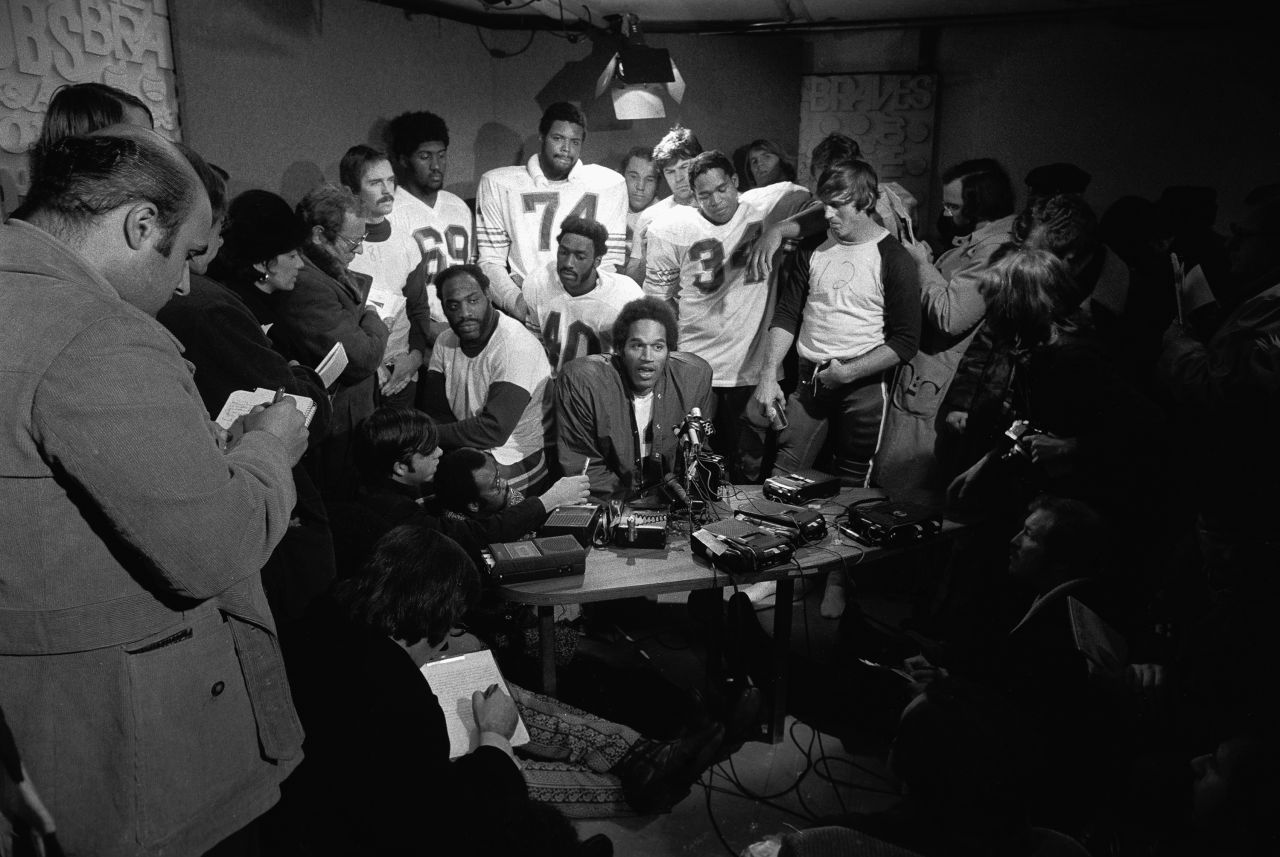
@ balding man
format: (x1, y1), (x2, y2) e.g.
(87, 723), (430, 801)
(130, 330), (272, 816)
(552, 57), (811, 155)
(0, 128), (308, 856)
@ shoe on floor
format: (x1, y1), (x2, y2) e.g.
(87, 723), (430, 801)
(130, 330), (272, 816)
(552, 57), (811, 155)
(717, 683), (765, 760)
(615, 721), (725, 813)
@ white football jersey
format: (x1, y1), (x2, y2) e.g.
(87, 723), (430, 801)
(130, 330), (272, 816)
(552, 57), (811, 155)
(475, 156), (628, 313)
(522, 263), (643, 376)
(644, 181), (811, 386)
(427, 312), (550, 468)
(348, 219), (419, 361)
(627, 195), (679, 273)
(387, 186), (473, 322)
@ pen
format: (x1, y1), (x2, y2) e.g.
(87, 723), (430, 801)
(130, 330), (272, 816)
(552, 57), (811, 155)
(272, 386), (286, 404)
(581, 458), (590, 476)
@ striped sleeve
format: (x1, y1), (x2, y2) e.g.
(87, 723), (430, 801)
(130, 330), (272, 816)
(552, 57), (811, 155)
(474, 172), (523, 314)
(641, 224), (682, 302)
(599, 175), (629, 273)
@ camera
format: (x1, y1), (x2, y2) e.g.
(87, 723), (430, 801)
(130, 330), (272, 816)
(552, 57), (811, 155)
(1000, 419), (1042, 460)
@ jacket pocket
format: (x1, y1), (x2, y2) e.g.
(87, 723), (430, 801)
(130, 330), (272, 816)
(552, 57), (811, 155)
(126, 614), (262, 846)
(891, 352), (956, 420)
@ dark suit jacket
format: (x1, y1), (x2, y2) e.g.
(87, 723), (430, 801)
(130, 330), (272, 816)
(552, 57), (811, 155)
(158, 272), (336, 621)
(329, 478), (548, 577)
(277, 596), (529, 856)
(272, 255), (389, 441)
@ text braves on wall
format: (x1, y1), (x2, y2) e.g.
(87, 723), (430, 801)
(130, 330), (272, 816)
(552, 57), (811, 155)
(0, 0), (179, 214)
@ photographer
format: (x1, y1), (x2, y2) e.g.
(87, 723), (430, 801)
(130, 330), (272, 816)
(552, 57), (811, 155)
(944, 249), (1165, 525)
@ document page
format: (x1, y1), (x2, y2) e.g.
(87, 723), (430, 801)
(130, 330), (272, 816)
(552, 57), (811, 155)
(420, 649), (529, 759)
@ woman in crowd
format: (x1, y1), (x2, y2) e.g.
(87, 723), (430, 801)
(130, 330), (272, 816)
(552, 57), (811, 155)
(206, 189), (310, 330)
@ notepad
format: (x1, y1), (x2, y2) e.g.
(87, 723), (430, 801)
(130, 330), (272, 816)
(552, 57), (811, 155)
(215, 387), (317, 430)
(366, 292), (406, 325)
(420, 648), (529, 759)
(316, 341), (348, 389)
(1068, 596), (1129, 681)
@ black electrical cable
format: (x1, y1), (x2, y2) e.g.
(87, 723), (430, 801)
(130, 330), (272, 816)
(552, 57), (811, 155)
(705, 768), (814, 822)
(701, 773), (741, 857)
(473, 25), (536, 57)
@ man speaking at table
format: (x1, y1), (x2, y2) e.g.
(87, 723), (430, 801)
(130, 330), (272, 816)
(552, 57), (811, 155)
(554, 296), (712, 502)
(0, 128), (307, 856)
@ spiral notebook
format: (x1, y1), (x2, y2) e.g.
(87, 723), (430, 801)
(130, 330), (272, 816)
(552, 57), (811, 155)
(215, 387), (317, 430)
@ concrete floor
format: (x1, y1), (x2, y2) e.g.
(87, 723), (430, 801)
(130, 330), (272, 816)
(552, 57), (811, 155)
(566, 565), (923, 857)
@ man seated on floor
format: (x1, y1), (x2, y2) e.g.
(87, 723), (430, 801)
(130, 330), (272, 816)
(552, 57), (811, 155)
(339, 407), (588, 573)
(891, 496), (1162, 830)
(521, 215), (643, 376)
(274, 524), (571, 856)
(554, 296), (713, 503)
(281, 524), (726, 834)
(422, 264), (553, 494)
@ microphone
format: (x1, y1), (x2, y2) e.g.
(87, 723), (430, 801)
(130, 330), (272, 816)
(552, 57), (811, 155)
(680, 407), (706, 451)
(660, 472), (690, 507)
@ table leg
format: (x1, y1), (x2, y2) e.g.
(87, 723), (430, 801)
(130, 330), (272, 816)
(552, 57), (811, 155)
(769, 577), (794, 743)
(538, 605), (557, 695)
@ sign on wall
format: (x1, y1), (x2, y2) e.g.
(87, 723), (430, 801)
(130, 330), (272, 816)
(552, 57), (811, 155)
(1, 0), (180, 216)
(798, 73), (937, 230)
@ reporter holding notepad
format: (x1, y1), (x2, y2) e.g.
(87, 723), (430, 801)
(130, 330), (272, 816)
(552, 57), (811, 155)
(270, 184), (391, 502)
(1, 129), (309, 856)
(275, 525), (586, 857)
(158, 178), (337, 623)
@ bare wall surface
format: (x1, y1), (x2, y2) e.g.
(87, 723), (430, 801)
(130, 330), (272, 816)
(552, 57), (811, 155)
(800, 14), (1275, 237)
(169, 0), (802, 204)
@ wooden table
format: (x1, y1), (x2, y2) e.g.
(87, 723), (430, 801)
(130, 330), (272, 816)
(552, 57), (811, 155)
(495, 486), (961, 741)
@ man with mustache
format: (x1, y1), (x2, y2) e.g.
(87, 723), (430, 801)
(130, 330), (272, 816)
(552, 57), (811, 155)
(422, 264), (553, 494)
(342, 144), (438, 408)
(475, 102), (628, 322)
(521, 216), (642, 377)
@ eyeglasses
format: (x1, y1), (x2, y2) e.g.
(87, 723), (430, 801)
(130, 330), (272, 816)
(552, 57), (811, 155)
(334, 232), (365, 253)
(942, 202), (962, 214)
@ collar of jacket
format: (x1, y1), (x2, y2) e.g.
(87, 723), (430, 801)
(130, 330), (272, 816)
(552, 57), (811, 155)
(953, 213), (1017, 255)
(2, 219), (188, 355)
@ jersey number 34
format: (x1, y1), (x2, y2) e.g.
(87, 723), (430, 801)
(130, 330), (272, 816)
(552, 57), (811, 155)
(688, 222), (765, 293)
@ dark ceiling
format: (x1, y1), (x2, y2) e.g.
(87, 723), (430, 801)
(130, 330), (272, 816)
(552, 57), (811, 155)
(366, 0), (1195, 34)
